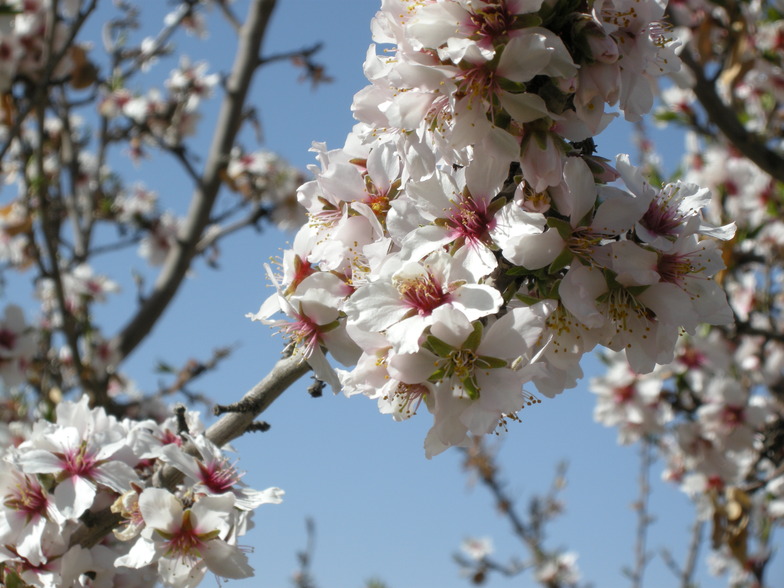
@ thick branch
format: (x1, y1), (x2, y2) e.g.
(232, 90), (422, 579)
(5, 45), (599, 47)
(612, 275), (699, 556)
(680, 48), (784, 185)
(113, 0), (277, 360)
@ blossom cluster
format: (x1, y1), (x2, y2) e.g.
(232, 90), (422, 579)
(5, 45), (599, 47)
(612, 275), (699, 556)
(252, 0), (735, 457)
(588, 134), (784, 583)
(580, 0), (784, 579)
(0, 0), (86, 92)
(99, 57), (220, 152)
(0, 396), (282, 588)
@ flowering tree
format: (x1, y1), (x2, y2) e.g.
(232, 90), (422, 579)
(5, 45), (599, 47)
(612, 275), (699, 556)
(0, 0), (780, 587)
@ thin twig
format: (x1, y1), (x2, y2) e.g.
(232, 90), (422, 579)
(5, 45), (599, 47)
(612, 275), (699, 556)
(627, 440), (654, 588)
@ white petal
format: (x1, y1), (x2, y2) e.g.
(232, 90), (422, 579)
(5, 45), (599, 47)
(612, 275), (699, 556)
(563, 156), (597, 225)
(190, 494), (234, 536)
(202, 539), (254, 579)
(93, 460), (139, 493)
(56, 475), (96, 520)
(18, 449), (64, 474)
(115, 537), (157, 569)
(344, 282), (411, 332)
(451, 284), (503, 321)
(503, 229), (564, 269)
(139, 488), (181, 532)
(498, 91), (551, 123)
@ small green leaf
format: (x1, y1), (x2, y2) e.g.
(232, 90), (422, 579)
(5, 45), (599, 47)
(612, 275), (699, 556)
(547, 216), (573, 239)
(424, 335), (454, 358)
(547, 247), (574, 274)
(462, 376), (481, 400)
(476, 355), (508, 369)
(428, 366), (447, 383)
(515, 293), (542, 305)
(463, 322), (483, 352)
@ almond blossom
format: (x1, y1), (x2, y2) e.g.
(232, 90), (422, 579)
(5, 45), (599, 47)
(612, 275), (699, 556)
(159, 433), (285, 510)
(17, 402), (140, 519)
(116, 489), (253, 588)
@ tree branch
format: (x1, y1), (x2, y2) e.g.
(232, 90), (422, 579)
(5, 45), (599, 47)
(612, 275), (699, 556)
(113, 0), (278, 361)
(679, 47), (784, 185)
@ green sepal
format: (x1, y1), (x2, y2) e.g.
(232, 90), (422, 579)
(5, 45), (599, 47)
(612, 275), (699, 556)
(547, 247), (574, 275)
(1, 569), (24, 588)
(387, 178), (402, 201)
(476, 355), (508, 370)
(424, 335), (455, 358)
(319, 319), (342, 333)
(547, 216), (573, 239)
(463, 322), (483, 352)
(462, 376), (481, 400)
(506, 265), (534, 276)
(428, 366), (447, 383)
(625, 285), (650, 297)
(511, 14), (542, 29)
(199, 528), (222, 541)
(497, 77), (528, 93)
(350, 157), (368, 168)
(488, 195), (508, 216)
(545, 279), (562, 300)
(515, 293), (543, 305)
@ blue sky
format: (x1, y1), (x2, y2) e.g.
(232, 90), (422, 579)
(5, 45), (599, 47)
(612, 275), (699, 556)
(7, 1), (780, 586)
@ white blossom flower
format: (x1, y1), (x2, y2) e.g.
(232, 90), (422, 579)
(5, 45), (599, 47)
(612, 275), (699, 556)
(117, 489), (254, 588)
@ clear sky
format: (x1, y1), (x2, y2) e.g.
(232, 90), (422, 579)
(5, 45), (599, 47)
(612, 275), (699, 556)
(9, 1), (780, 587)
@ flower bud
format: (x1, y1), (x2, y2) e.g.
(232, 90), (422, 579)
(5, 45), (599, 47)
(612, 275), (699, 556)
(571, 14), (619, 64)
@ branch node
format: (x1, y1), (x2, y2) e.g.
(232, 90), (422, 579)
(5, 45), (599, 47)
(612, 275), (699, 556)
(245, 420), (271, 433)
(174, 403), (189, 436)
(307, 376), (325, 398)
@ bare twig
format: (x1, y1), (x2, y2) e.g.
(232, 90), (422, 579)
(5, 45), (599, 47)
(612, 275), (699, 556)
(625, 440), (654, 588)
(293, 517), (319, 588)
(156, 345), (236, 399)
(661, 519), (704, 588)
(459, 439), (577, 586)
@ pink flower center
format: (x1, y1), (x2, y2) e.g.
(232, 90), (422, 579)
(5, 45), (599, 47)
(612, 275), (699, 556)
(678, 346), (706, 369)
(468, 4), (515, 43)
(198, 459), (242, 494)
(657, 252), (694, 286)
(613, 384), (636, 404)
(4, 474), (49, 519)
(398, 273), (450, 316)
(163, 509), (206, 558)
(706, 475), (724, 491)
(448, 193), (494, 244)
(456, 63), (497, 106)
(387, 383), (429, 416)
(279, 313), (323, 357)
(0, 42), (12, 61)
(640, 199), (683, 238)
(284, 255), (316, 296)
(158, 429), (184, 446)
(0, 327), (16, 350)
(721, 405), (745, 428)
(61, 442), (98, 478)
